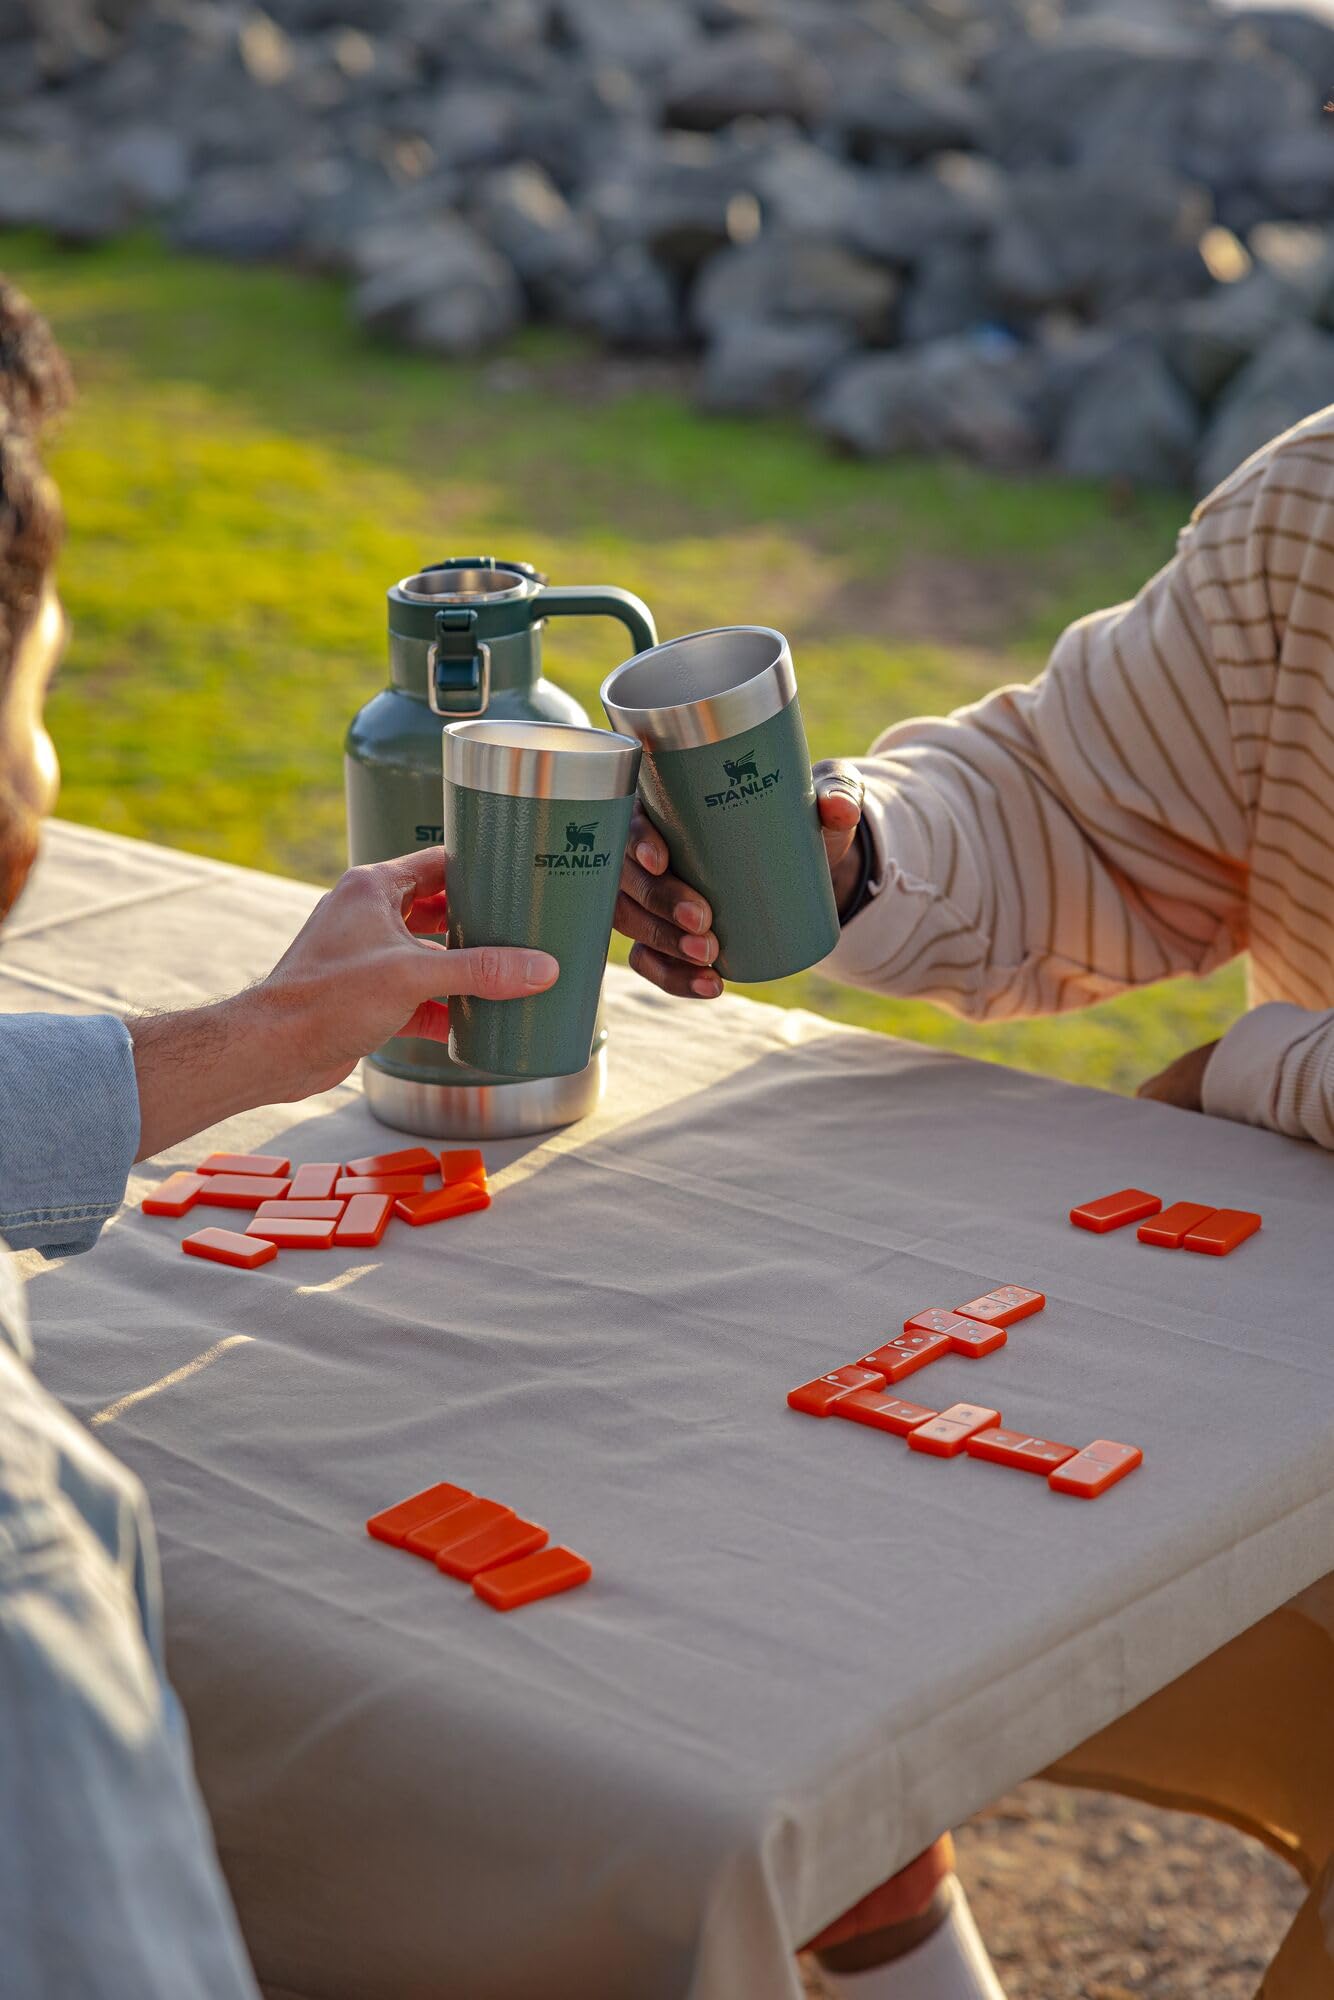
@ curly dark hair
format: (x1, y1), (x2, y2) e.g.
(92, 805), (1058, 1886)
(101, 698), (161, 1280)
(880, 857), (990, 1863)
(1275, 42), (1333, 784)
(0, 278), (71, 685)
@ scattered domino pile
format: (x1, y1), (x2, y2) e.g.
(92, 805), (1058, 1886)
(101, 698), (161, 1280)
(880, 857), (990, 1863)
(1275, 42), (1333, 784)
(788, 1284), (1143, 1499)
(1071, 1186), (1262, 1254)
(367, 1481), (592, 1612)
(141, 1145), (493, 1269)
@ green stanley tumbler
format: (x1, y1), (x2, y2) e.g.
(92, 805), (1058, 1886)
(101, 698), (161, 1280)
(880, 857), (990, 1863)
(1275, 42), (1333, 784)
(601, 627), (840, 982)
(443, 721), (641, 1078)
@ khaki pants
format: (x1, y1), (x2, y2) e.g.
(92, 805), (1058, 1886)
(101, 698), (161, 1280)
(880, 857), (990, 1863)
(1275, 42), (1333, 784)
(1044, 1580), (1334, 1998)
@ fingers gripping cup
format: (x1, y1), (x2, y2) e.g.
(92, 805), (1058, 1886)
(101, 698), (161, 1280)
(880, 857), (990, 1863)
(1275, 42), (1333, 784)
(601, 627), (840, 982)
(443, 722), (641, 1078)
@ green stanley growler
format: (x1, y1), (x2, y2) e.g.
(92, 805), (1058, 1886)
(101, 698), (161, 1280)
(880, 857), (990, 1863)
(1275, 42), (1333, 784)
(345, 557), (657, 1138)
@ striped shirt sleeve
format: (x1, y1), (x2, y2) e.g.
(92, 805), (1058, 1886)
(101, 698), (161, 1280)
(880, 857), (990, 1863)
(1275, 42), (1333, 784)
(824, 544), (1251, 1018)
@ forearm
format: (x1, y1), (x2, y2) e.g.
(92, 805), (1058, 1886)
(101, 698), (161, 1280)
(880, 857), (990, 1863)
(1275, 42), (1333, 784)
(128, 988), (303, 1163)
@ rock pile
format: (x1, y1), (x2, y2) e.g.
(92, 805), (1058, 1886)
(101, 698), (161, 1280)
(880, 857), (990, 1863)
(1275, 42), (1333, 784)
(3, 0), (1334, 489)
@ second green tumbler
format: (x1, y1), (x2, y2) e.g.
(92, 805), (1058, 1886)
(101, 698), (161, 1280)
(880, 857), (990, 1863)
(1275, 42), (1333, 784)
(443, 721), (640, 1078)
(601, 626), (840, 982)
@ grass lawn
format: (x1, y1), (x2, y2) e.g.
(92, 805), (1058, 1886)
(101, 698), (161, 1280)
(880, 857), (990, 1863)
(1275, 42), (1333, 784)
(3, 230), (1244, 1091)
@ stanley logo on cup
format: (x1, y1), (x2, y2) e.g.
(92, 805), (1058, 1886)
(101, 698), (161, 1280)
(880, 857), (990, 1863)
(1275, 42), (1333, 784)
(705, 748), (780, 810)
(535, 819), (609, 870)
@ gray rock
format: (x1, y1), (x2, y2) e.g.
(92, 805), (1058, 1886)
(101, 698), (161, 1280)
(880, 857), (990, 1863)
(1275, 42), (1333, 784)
(812, 337), (1041, 468)
(351, 216), (524, 354)
(101, 124), (192, 211)
(900, 243), (996, 345)
(1197, 322), (1334, 494)
(744, 138), (866, 239)
(583, 135), (762, 274)
(171, 168), (307, 261)
(426, 85), (522, 170)
(987, 163), (1211, 318)
(1249, 223), (1334, 322)
(844, 162), (1002, 268)
(0, 41), (38, 104)
(1056, 339), (1198, 487)
(693, 234), (898, 343)
(1160, 270), (1301, 403)
(976, 38), (1195, 172)
(1231, 7), (1334, 111)
(1022, 323), (1130, 449)
(1173, 49), (1317, 199)
(469, 162), (599, 294)
(698, 317), (853, 414)
(569, 242), (683, 348)
(0, 137), (131, 239)
(1253, 129), (1334, 227)
(978, 32), (1310, 191)
(661, 28), (828, 131)
(830, 51), (984, 162)
(553, 0), (699, 72)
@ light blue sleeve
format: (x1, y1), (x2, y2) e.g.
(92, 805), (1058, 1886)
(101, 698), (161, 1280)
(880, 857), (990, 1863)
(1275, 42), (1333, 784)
(0, 1014), (140, 1257)
(0, 1342), (261, 2000)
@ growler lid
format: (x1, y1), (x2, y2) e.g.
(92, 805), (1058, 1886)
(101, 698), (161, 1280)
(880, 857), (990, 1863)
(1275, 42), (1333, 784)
(389, 557), (547, 641)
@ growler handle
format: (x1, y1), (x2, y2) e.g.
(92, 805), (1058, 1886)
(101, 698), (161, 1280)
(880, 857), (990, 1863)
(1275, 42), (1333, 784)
(531, 586), (657, 659)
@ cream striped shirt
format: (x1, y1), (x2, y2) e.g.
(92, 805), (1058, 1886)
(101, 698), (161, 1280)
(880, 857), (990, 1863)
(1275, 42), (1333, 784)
(826, 404), (1334, 1148)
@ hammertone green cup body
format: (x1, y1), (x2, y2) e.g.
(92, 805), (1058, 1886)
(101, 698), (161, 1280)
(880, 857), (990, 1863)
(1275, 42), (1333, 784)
(603, 628), (840, 983)
(443, 725), (638, 1077)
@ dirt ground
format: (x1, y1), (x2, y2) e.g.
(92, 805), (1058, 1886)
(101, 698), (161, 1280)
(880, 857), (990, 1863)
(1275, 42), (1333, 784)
(802, 1781), (1304, 1999)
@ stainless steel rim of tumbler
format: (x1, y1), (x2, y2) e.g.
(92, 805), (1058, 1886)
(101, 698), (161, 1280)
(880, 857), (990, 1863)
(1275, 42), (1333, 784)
(600, 625), (797, 752)
(395, 566), (535, 603)
(362, 1046), (606, 1138)
(442, 719), (641, 801)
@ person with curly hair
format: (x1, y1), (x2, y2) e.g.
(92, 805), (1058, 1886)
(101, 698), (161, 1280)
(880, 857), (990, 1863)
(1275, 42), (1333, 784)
(0, 279), (561, 1999)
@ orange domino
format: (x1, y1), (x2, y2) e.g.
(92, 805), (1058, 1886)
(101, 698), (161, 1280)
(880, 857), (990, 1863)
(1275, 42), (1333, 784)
(197, 1152), (290, 1177)
(335, 1193), (393, 1247)
(395, 1183), (492, 1227)
(142, 1171), (206, 1216)
(787, 1365), (886, 1416)
(955, 1286), (1044, 1327)
(288, 1162), (343, 1200)
(1070, 1188), (1161, 1234)
(245, 1214), (338, 1248)
(440, 1148), (487, 1187)
(1138, 1200), (1215, 1248)
(473, 1546), (592, 1611)
(1048, 1439), (1142, 1497)
(404, 1496), (513, 1559)
(905, 1308), (1008, 1357)
(194, 1173), (292, 1208)
(343, 1145), (438, 1178)
(832, 1391), (938, 1437)
(965, 1427), (1077, 1473)
(336, 1174), (426, 1197)
(366, 1481), (473, 1548)
(907, 1402), (1001, 1458)
(1182, 1208), (1261, 1257)
(859, 1332), (951, 1382)
(436, 1514), (549, 1581)
(254, 1198), (344, 1220)
(182, 1226), (277, 1270)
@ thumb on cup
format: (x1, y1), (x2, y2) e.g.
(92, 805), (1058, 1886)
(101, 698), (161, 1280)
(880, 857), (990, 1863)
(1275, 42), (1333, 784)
(428, 946), (560, 1000)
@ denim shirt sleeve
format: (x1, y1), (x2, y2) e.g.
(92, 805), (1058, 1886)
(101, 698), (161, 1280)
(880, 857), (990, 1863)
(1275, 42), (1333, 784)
(0, 1014), (140, 1257)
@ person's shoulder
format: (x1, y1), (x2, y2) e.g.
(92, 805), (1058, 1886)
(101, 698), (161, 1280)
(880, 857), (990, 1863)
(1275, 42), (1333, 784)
(1190, 403), (1334, 538)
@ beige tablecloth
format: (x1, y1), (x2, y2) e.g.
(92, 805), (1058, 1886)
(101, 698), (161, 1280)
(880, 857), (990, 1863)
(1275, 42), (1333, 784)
(7, 820), (1334, 2000)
